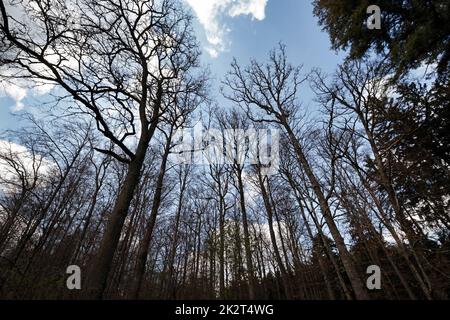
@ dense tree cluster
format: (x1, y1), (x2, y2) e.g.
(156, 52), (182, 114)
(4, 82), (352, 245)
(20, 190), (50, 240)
(313, 0), (450, 77)
(0, 0), (448, 299)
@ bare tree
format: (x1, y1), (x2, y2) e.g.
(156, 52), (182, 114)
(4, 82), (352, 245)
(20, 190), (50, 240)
(0, 0), (206, 298)
(223, 45), (369, 300)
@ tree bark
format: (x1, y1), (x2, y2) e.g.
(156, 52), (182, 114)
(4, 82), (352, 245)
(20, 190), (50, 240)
(84, 134), (151, 299)
(129, 132), (172, 299)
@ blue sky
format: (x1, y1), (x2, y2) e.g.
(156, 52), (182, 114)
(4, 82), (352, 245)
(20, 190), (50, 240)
(0, 0), (345, 131)
(190, 0), (345, 108)
(197, 0), (343, 74)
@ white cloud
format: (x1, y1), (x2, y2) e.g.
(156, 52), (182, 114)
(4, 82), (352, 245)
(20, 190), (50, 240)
(0, 81), (27, 111)
(0, 70), (54, 112)
(228, 0), (267, 19)
(0, 140), (54, 194)
(185, 0), (268, 58)
(206, 47), (220, 59)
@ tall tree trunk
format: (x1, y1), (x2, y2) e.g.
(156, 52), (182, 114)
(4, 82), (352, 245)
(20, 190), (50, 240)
(285, 175), (336, 299)
(84, 133), (151, 299)
(165, 168), (188, 298)
(218, 196), (226, 298)
(236, 168), (256, 299)
(352, 167), (432, 299)
(284, 124), (369, 300)
(257, 171), (292, 298)
(129, 132), (172, 299)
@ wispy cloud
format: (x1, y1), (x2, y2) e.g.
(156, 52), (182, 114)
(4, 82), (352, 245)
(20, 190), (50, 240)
(0, 81), (27, 111)
(185, 0), (268, 58)
(0, 76), (54, 112)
